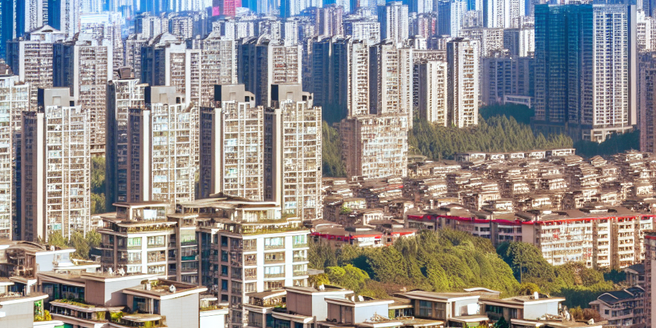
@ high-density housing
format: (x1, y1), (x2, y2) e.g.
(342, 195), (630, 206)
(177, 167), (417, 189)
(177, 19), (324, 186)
(97, 195), (310, 328)
(21, 88), (91, 242)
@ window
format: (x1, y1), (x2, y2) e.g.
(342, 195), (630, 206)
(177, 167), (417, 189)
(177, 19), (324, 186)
(221, 265), (228, 276)
(419, 301), (432, 317)
(265, 266), (284, 278)
(221, 236), (228, 247)
(147, 236), (165, 247)
(245, 283), (256, 293)
(221, 280), (229, 291)
(295, 323), (304, 328)
(293, 264), (307, 276)
(221, 250), (229, 262)
(293, 250), (307, 262)
(181, 230), (196, 245)
(292, 235), (307, 247)
(249, 312), (263, 328)
(265, 252), (285, 263)
(264, 237), (284, 249)
(128, 237), (142, 248)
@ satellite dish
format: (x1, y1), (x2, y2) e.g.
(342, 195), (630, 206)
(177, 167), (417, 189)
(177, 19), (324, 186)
(169, 285), (176, 293)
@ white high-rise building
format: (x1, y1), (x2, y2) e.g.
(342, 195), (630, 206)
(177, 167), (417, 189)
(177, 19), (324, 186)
(503, 27), (535, 57)
(21, 88), (90, 242)
(53, 33), (113, 154)
(333, 37), (370, 118)
(415, 60), (448, 126)
(378, 2), (409, 45)
(369, 41), (413, 125)
(344, 19), (381, 45)
(483, 0), (523, 28)
(437, 0), (466, 37)
(6, 26), (66, 109)
(265, 84), (323, 221)
(0, 75), (29, 240)
(447, 38), (480, 127)
(127, 86), (197, 206)
(199, 85), (264, 201)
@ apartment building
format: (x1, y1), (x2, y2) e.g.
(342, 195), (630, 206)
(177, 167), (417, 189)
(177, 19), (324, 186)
(265, 84), (323, 221)
(447, 38), (480, 128)
(503, 28), (534, 57)
(332, 37), (370, 119)
(124, 34), (149, 80)
(369, 41), (413, 126)
(21, 88), (90, 242)
(6, 26), (66, 109)
(590, 286), (645, 327)
(415, 60), (448, 125)
(343, 19), (381, 45)
(645, 231), (656, 328)
(37, 271), (224, 328)
(238, 36), (302, 107)
(480, 55), (533, 106)
(459, 27), (505, 57)
(0, 290), (60, 327)
(53, 33), (113, 154)
(106, 69), (147, 209)
(0, 75), (29, 239)
(378, 2), (409, 46)
(199, 84), (264, 200)
(408, 206), (655, 269)
(198, 32), (238, 107)
(340, 115), (409, 180)
(182, 196), (310, 328)
(127, 86), (196, 206)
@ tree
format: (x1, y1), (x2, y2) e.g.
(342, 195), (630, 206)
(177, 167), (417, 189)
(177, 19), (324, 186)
(326, 265), (370, 292)
(46, 231), (68, 248)
(322, 121), (346, 177)
(517, 282), (540, 295)
(91, 156), (106, 214)
(70, 231), (90, 260)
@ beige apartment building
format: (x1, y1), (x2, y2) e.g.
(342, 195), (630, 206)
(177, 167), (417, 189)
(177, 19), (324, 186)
(127, 86), (196, 206)
(21, 88), (91, 241)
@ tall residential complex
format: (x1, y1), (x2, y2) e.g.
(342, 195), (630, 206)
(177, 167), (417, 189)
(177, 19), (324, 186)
(415, 60), (448, 125)
(238, 36), (302, 107)
(127, 86), (196, 206)
(53, 33), (113, 154)
(198, 32), (238, 107)
(0, 75), (29, 239)
(199, 84), (264, 201)
(534, 3), (637, 142)
(447, 38), (480, 128)
(21, 88), (90, 242)
(334, 37), (370, 119)
(481, 55), (533, 106)
(369, 41), (413, 124)
(378, 1), (409, 46)
(106, 69), (147, 209)
(265, 84), (323, 221)
(438, 0), (466, 37)
(6, 26), (66, 109)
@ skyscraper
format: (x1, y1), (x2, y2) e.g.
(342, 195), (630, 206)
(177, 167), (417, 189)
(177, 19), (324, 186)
(6, 25), (65, 109)
(378, 1), (409, 45)
(447, 38), (480, 127)
(199, 84), (264, 200)
(53, 33), (113, 154)
(369, 41), (413, 124)
(437, 0), (466, 37)
(47, 0), (80, 38)
(238, 36), (302, 107)
(127, 86), (196, 206)
(21, 88), (90, 241)
(106, 68), (147, 209)
(198, 31), (238, 107)
(0, 75), (29, 240)
(534, 3), (637, 142)
(415, 60), (448, 125)
(265, 84), (322, 221)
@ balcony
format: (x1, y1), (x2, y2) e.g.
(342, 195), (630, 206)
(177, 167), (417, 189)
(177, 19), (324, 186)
(264, 272), (285, 279)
